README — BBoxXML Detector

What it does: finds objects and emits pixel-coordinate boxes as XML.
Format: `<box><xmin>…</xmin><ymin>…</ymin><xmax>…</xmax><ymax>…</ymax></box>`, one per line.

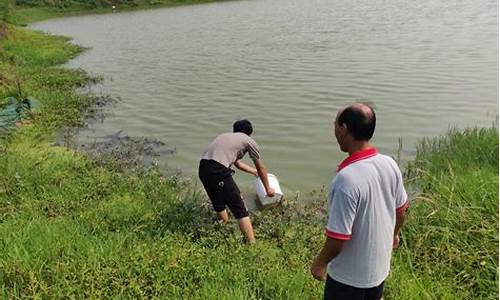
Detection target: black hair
<box><xmin>233</xmin><ymin>119</ymin><xmax>253</xmax><ymax>136</ymax></box>
<box><xmin>337</xmin><ymin>105</ymin><xmax>376</xmax><ymax>141</ymax></box>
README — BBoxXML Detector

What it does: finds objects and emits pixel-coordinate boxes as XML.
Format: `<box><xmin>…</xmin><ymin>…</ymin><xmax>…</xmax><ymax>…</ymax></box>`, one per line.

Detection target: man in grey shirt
<box><xmin>199</xmin><ymin>119</ymin><xmax>274</xmax><ymax>243</ymax></box>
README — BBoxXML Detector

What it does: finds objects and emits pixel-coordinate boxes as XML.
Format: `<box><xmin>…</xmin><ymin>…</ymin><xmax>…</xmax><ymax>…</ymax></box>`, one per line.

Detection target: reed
<box><xmin>388</xmin><ymin>126</ymin><xmax>499</xmax><ymax>299</ymax></box>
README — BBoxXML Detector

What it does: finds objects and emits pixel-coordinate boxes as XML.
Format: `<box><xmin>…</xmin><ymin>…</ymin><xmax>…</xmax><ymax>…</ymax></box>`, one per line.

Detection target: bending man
<box><xmin>198</xmin><ymin>119</ymin><xmax>274</xmax><ymax>243</ymax></box>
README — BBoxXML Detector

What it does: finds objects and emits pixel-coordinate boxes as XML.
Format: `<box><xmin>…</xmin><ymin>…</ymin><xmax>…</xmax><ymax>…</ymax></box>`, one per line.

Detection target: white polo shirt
<box><xmin>326</xmin><ymin>148</ymin><xmax>408</xmax><ymax>288</ymax></box>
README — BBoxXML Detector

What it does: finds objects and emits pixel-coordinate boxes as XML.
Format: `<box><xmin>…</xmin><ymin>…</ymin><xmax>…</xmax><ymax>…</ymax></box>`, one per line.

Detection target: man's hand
<box><xmin>310</xmin><ymin>257</ymin><xmax>327</xmax><ymax>281</ymax></box>
<box><xmin>253</xmin><ymin>159</ymin><xmax>274</xmax><ymax>196</ymax></box>
<box><xmin>393</xmin><ymin>233</ymin><xmax>400</xmax><ymax>249</ymax></box>
<box><xmin>311</xmin><ymin>237</ymin><xmax>345</xmax><ymax>281</ymax></box>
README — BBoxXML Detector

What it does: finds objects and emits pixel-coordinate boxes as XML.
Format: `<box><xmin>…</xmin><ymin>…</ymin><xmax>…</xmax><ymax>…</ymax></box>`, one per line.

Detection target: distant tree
<box><xmin>13</xmin><ymin>0</ymin><xmax>143</xmax><ymax>9</ymax></box>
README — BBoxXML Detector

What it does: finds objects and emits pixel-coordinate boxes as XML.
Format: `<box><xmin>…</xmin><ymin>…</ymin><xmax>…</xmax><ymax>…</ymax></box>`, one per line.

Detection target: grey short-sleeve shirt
<box><xmin>201</xmin><ymin>132</ymin><xmax>260</xmax><ymax>168</ymax></box>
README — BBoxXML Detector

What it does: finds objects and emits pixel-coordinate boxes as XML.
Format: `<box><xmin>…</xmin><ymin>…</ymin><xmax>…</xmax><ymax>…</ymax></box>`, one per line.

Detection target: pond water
<box><xmin>33</xmin><ymin>0</ymin><xmax>498</xmax><ymax>197</ymax></box>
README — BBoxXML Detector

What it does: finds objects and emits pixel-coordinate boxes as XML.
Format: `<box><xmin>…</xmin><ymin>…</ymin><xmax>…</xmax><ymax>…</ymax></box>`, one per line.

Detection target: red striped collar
<box><xmin>336</xmin><ymin>147</ymin><xmax>378</xmax><ymax>172</ymax></box>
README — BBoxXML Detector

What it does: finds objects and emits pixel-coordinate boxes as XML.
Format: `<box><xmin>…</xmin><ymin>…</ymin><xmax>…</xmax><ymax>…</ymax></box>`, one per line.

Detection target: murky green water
<box><xmin>33</xmin><ymin>0</ymin><xmax>498</xmax><ymax>195</ymax></box>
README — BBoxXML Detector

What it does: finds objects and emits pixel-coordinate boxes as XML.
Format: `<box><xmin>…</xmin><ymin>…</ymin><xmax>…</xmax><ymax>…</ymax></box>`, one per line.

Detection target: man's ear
<box><xmin>339</xmin><ymin>123</ymin><xmax>348</xmax><ymax>136</ymax></box>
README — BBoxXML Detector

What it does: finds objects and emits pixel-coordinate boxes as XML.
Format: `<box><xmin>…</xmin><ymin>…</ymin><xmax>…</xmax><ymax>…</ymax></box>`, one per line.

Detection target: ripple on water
<box><xmin>32</xmin><ymin>0</ymin><xmax>499</xmax><ymax>191</ymax></box>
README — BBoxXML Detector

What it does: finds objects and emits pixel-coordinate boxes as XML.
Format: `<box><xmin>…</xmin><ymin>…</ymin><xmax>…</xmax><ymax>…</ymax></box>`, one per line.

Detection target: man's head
<box><xmin>334</xmin><ymin>103</ymin><xmax>376</xmax><ymax>152</ymax></box>
<box><xmin>233</xmin><ymin>119</ymin><xmax>253</xmax><ymax>136</ymax></box>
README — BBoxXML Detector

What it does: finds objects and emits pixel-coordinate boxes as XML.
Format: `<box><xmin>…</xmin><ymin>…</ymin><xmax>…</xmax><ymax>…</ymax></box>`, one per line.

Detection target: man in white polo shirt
<box><xmin>311</xmin><ymin>103</ymin><xmax>409</xmax><ymax>300</ymax></box>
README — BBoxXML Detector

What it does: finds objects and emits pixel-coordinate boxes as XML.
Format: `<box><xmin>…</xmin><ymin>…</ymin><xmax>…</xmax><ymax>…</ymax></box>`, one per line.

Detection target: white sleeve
<box><xmin>395</xmin><ymin>168</ymin><xmax>409</xmax><ymax>214</ymax></box>
<box><xmin>325</xmin><ymin>187</ymin><xmax>358</xmax><ymax>240</ymax></box>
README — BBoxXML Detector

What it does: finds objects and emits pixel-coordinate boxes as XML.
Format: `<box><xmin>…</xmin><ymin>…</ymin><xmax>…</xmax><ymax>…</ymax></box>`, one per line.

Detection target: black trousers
<box><xmin>324</xmin><ymin>275</ymin><xmax>384</xmax><ymax>300</ymax></box>
<box><xmin>198</xmin><ymin>159</ymin><xmax>248</xmax><ymax>219</ymax></box>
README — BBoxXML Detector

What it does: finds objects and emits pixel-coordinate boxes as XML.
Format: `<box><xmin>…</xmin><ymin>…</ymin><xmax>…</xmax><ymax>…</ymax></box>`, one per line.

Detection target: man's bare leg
<box><xmin>216</xmin><ymin>209</ymin><xmax>229</xmax><ymax>224</ymax></box>
<box><xmin>237</xmin><ymin>216</ymin><xmax>255</xmax><ymax>244</ymax></box>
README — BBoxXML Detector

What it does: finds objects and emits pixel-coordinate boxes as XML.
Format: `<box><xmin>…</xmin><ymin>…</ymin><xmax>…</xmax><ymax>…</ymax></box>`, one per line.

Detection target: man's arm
<box><xmin>253</xmin><ymin>158</ymin><xmax>274</xmax><ymax>197</ymax></box>
<box><xmin>311</xmin><ymin>237</ymin><xmax>346</xmax><ymax>281</ymax></box>
<box><xmin>393</xmin><ymin>207</ymin><xmax>407</xmax><ymax>248</ymax></box>
<box><xmin>234</xmin><ymin>160</ymin><xmax>258</xmax><ymax>176</ymax></box>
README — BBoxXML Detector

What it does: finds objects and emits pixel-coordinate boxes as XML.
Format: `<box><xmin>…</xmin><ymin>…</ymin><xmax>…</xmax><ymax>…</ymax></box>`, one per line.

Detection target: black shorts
<box><xmin>324</xmin><ymin>275</ymin><xmax>384</xmax><ymax>300</ymax></box>
<box><xmin>198</xmin><ymin>159</ymin><xmax>249</xmax><ymax>219</ymax></box>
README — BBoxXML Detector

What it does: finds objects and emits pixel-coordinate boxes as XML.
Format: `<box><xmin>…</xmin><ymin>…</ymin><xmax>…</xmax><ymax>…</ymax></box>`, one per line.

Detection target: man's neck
<box><xmin>346</xmin><ymin>141</ymin><xmax>372</xmax><ymax>156</ymax></box>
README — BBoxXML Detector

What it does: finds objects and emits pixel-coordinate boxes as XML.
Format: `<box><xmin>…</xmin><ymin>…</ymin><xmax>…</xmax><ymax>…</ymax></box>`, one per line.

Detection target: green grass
<box><xmin>0</xmin><ymin>134</ymin><xmax>326</xmax><ymax>298</ymax></box>
<box><xmin>387</xmin><ymin>127</ymin><xmax>499</xmax><ymax>299</ymax></box>
<box><xmin>2</xmin><ymin>26</ymin><xmax>82</xmax><ymax>68</ymax></box>
<box><xmin>0</xmin><ymin>3</ymin><xmax>498</xmax><ymax>299</ymax></box>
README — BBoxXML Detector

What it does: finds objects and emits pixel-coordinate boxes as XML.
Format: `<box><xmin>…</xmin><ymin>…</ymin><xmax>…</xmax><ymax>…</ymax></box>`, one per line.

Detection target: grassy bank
<box><xmin>0</xmin><ymin>3</ymin><xmax>498</xmax><ymax>299</ymax></box>
<box><xmin>389</xmin><ymin>127</ymin><xmax>498</xmax><ymax>299</ymax></box>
